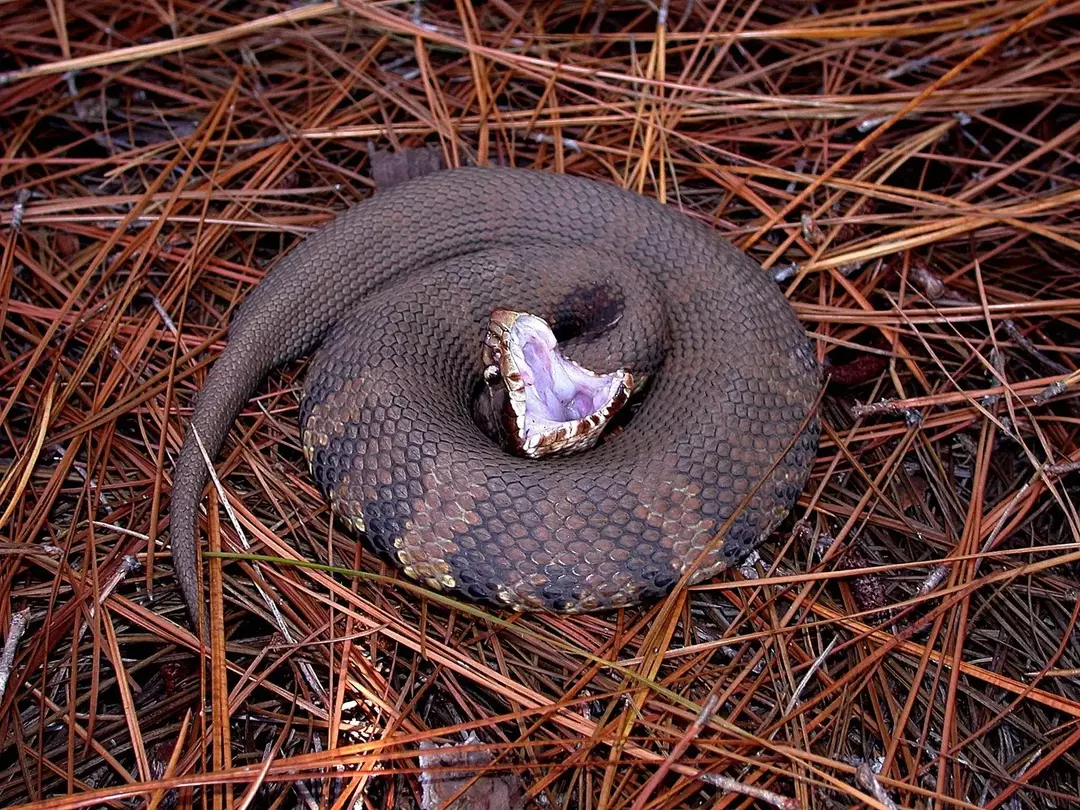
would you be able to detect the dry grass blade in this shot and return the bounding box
[2,1,1080,808]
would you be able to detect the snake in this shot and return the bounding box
[169,166,820,623]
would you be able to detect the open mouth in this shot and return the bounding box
[482,308,633,458]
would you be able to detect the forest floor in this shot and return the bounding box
[1,1,1079,808]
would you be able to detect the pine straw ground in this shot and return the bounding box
[1,1,1080,808]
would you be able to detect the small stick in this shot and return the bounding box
[785,636,839,713]
[907,261,945,300]
[1002,319,1070,376]
[915,564,950,597]
[9,189,31,233]
[631,694,719,810]
[1043,460,1080,477]
[850,400,923,425]
[855,762,899,810]
[632,693,800,810]
[74,555,141,649]
[531,132,582,152]
[0,608,31,705]
[697,772,800,810]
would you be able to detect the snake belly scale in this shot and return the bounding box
[169,167,820,620]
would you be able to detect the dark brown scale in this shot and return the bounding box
[169,168,820,621]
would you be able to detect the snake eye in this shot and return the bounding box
[484,308,633,459]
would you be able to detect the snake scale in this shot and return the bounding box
[170,167,820,623]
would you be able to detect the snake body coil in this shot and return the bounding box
[170,167,819,620]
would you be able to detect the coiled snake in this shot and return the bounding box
[170,167,819,622]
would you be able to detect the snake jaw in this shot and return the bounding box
[482,308,633,459]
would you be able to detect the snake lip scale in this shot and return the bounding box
[169,166,820,624]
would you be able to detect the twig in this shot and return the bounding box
[631,694,719,810]
[1043,459,1080,477]
[855,762,899,810]
[697,771,800,810]
[0,608,31,705]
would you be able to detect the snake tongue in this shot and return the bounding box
[482,308,633,459]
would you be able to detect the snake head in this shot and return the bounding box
[482,308,633,459]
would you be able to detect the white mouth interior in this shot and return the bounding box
[490,312,632,458]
